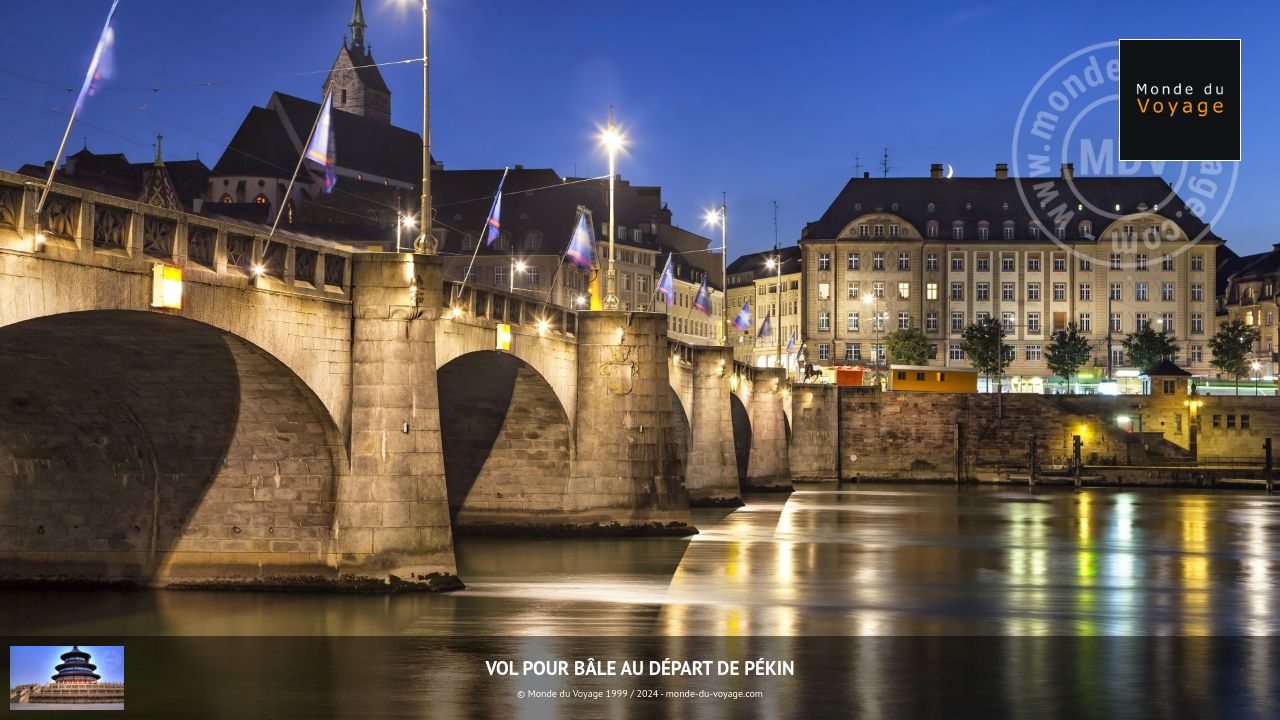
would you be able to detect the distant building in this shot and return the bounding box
[16,140,208,213]
[1218,243,1279,378]
[657,244,723,346]
[798,163,1224,392]
[324,0,391,123]
[725,246,802,369]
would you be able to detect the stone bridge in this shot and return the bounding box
[0,172,790,591]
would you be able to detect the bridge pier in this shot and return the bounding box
[338,254,460,589]
[563,312,695,534]
[745,368,793,491]
[683,346,742,506]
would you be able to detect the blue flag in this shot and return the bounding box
[786,329,796,352]
[74,0,120,114]
[566,211,595,269]
[304,93,336,193]
[656,256,674,306]
[692,276,712,315]
[732,301,752,332]
[484,175,506,245]
[757,310,772,339]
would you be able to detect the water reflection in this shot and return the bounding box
[5,485,1280,638]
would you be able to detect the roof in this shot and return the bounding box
[1143,359,1192,377]
[802,173,1221,244]
[212,92,420,182]
[726,246,802,287]
[16,147,210,210]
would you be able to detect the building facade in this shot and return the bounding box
[726,247,802,370]
[798,163,1224,391]
[1219,243,1280,381]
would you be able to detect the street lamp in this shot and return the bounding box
[396,212,417,252]
[862,292,883,386]
[393,0,433,252]
[511,259,526,293]
[598,113,626,311]
[704,200,727,344]
[766,255,783,371]
[1252,360,1262,396]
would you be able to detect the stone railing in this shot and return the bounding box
[0,171,354,299]
[442,279,577,336]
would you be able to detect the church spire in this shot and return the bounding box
[349,0,367,49]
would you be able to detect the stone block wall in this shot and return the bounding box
[682,346,741,505]
[744,367,792,490]
[789,384,841,481]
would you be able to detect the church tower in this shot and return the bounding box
[323,0,391,123]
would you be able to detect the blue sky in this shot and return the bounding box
[1,1,1276,255]
[9,645,124,686]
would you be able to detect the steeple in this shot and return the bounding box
[349,0,367,49]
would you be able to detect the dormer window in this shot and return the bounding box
[952,221,964,240]
[926,220,938,238]
[927,202,936,213]
[977,221,990,240]
[1079,220,1093,238]
[1002,220,1015,240]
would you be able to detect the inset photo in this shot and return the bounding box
[9,646,124,711]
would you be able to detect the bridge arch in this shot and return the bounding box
[730,393,752,485]
[0,310,346,583]
[436,350,572,530]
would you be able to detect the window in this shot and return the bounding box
[1053,257,1066,272]
[873,313,886,332]
[638,275,649,295]
[254,194,269,204]
[1003,224,1015,240]
[1028,257,1041,271]
[1137,312,1149,329]
[847,281,860,299]
[1136,254,1149,271]
[1136,282,1148,301]
[1078,313,1092,332]
[1079,257,1092,271]
[1002,312,1015,332]
[818,282,831,300]
[1029,225,1041,240]
[977,283,990,301]
[1027,313,1041,333]
[1001,257,1015,272]
[951,256,964,271]
[621,273,632,292]
[926,312,939,331]
[847,312,860,332]
[898,282,910,300]
[1110,253,1122,271]
[952,222,965,240]
[1188,312,1203,335]
[1212,414,1222,428]
[1191,345,1203,363]
[1110,283,1122,301]
[1242,415,1251,429]
[1079,221,1094,238]
[978,224,990,240]
[819,343,830,361]
[889,224,900,237]
[926,283,939,300]
[1053,283,1066,301]
[1028,283,1040,301]
[951,312,964,332]
[951,283,964,300]
[949,344,967,360]
[527,267,541,286]
[1227,415,1236,429]
[818,311,830,331]
[977,311,991,324]
[1110,313,1122,333]
[898,252,910,270]
[495,266,509,286]
[1079,283,1091,301]
[1162,255,1175,271]
[847,252,860,270]
[1002,283,1015,301]
[872,344,886,363]
[1163,379,1176,394]
[845,343,861,361]
[1191,283,1204,301]
[927,221,939,238]
[927,253,939,270]
[874,281,885,299]
[1191,255,1204,271]
[873,252,885,271]
[874,224,884,237]
[978,257,990,272]
[1162,282,1174,301]
[1112,348,1126,367]
[859,225,870,238]
[1056,224,1067,240]
[1026,345,1042,361]
[817,252,830,270]
[898,312,910,329]
[1160,312,1174,333]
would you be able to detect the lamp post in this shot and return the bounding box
[397,212,417,252]
[767,255,783,371]
[863,292,883,386]
[1253,360,1262,396]
[599,112,625,311]
[705,200,728,344]
[418,0,433,252]
[511,259,525,293]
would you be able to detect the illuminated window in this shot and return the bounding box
[254,194,268,204]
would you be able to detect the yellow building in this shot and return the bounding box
[887,365,978,393]
[725,247,802,370]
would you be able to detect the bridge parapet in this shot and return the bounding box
[0,171,354,302]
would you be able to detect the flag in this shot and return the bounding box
[566,211,595,269]
[786,329,796,353]
[692,276,712,315]
[483,174,506,245]
[732,301,752,332]
[656,256,674,306]
[305,93,336,193]
[757,310,772,339]
[74,0,120,113]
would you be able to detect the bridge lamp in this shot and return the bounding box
[150,264,183,309]
[598,116,627,311]
[401,214,418,230]
[251,263,266,277]
[495,322,512,351]
[574,294,587,308]
[33,231,46,249]
[536,318,550,336]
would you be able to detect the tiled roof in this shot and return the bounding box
[16,147,210,211]
[726,246,802,287]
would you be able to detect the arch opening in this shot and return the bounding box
[0,311,345,583]
[730,393,752,485]
[437,351,572,530]
[668,388,690,479]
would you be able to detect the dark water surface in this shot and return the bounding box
[5,484,1280,718]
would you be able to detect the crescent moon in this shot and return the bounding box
[945,164,954,179]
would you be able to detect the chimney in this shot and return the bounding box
[1061,162,1074,179]
[863,171,870,179]
[930,163,944,179]
[995,163,1008,180]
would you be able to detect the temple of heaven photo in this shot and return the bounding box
[9,645,124,710]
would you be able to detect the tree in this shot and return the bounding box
[1209,318,1261,395]
[1122,324,1179,373]
[884,327,931,366]
[1045,322,1093,391]
[960,318,1012,383]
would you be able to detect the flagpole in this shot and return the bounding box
[269,87,333,241]
[456,167,508,305]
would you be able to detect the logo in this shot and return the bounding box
[1011,41,1238,269]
